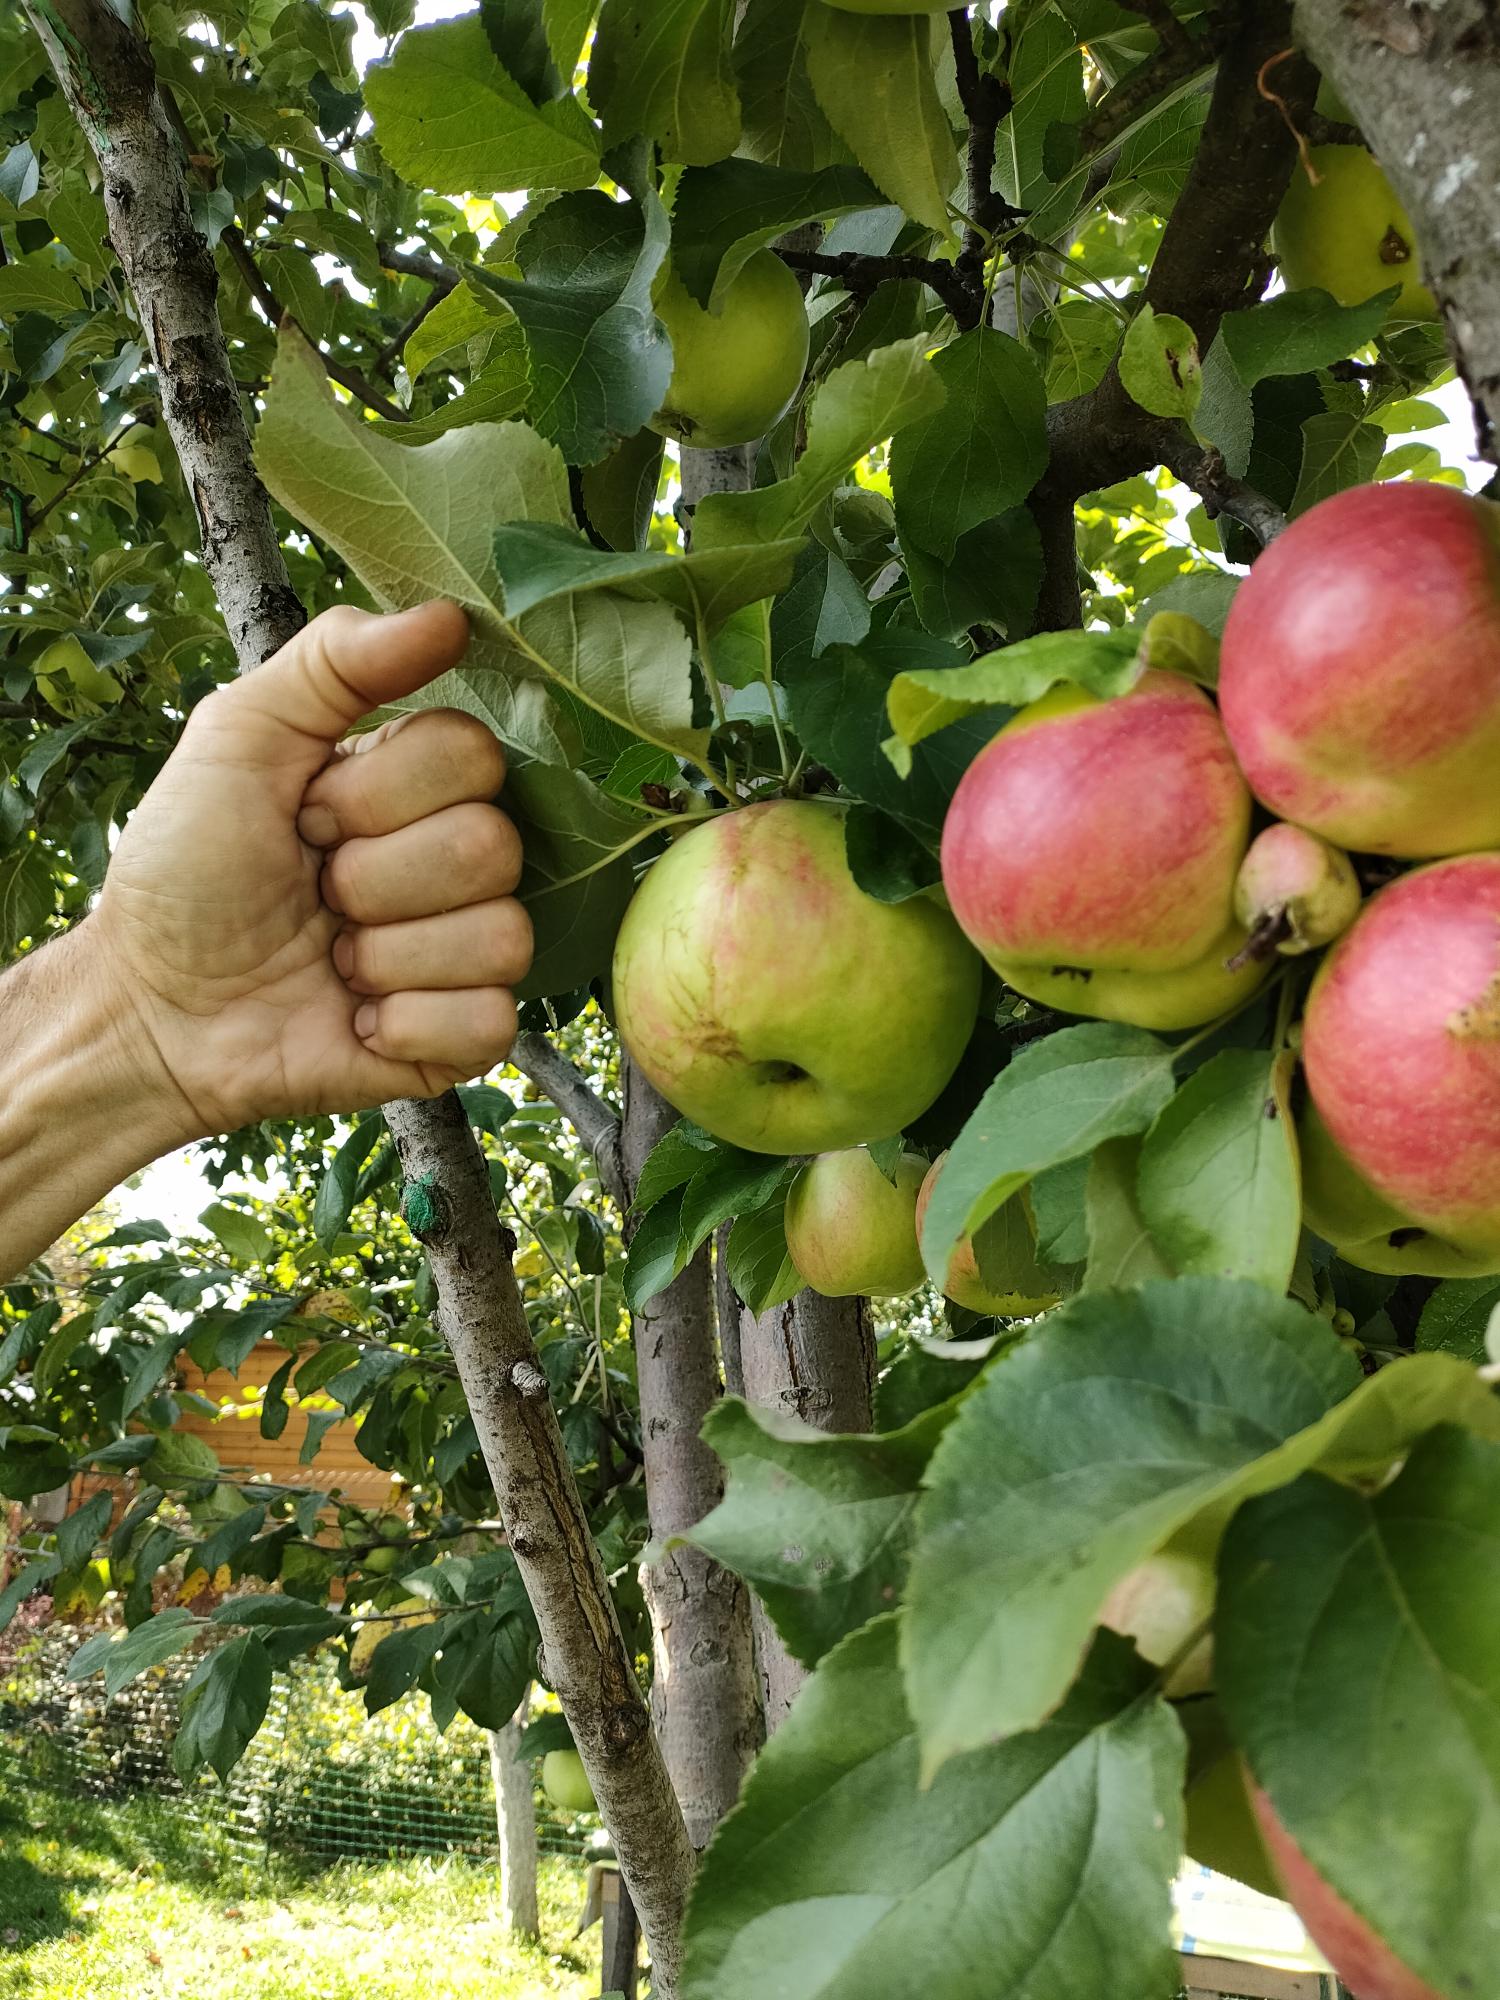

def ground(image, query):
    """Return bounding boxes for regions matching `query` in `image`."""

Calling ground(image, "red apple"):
[1303,853,1500,1267]
[1251,1786,1444,2000]
[939,671,1263,1029]
[1219,483,1500,858]
[914,1152,1061,1316]
[784,1148,928,1298]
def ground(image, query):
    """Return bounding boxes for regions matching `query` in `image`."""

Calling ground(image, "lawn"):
[0,1775,595,1999]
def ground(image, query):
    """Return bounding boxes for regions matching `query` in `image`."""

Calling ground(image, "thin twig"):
[220,228,408,423]
[511,1031,628,1213]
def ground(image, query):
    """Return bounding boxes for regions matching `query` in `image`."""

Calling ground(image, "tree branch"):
[29,2,698,1982]
[948,10,1013,264]
[1163,438,1287,547]
[776,246,980,331]
[1291,0,1500,463]
[377,241,463,292]
[511,1030,628,1213]
[1075,11,1221,153]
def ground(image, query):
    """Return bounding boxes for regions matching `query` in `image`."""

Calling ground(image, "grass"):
[0,1775,597,1999]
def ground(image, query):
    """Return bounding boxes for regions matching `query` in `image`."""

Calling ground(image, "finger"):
[353,986,519,1075]
[208,602,471,769]
[333,899,534,996]
[323,802,522,925]
[297,709,506,848]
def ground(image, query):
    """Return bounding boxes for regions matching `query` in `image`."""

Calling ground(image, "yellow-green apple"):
[650,249,810,451]
[1233,824,1360,956]
[939,672,1264,1029]
[612,801,981,1154]
[1250,1785,1444,2000]
[1185,1754,1283,1901]
[784,1148,927,1297]
[1099,1548,1215,1697]
[1303,855,1500,1270]
[1220,484,1500,858]
[541,1748,597,1814]
[1298,1099,1500,1278]
[1274,145,1435,322]
[915,1152,1061,1315]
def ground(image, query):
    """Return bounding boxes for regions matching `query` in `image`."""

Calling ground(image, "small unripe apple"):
[914,1152,1060,1316]
[1274,145,1435,323]
[1251,1785,1444,2000]
[650,249,810,451]
[542,1747,597,1814]
[939,672,1264,1030]
[1304,854,1500,1268]
[106,434,163,483]
[784,1148,927,1298]
[1099,1549,1215,1697]
[612,801,981,1155]
[1232,823,1361,956]
[1220,484,1500,859]
[1185,1754,1282,1901]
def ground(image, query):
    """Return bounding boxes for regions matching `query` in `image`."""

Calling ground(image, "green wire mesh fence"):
[0,1615,592,1872]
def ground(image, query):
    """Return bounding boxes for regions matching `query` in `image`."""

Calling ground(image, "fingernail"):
[298,804,339,848]
[321,867,344,916]
[332,933,356,981]
[354,1002,379,1041]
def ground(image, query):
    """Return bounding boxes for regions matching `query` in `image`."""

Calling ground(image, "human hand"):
[94,601,532,1141]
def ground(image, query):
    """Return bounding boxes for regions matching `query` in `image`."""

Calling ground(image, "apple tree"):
[3,1,1500,1997]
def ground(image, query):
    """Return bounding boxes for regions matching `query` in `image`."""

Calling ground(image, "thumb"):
[219,602,472,760]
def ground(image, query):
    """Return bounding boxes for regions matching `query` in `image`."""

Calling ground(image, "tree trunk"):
[736,1289,876,1729]
[621,1060,762,1848]
[489,1697,539,1941]
[29,8,698,1986]
[1291,0,1500,467]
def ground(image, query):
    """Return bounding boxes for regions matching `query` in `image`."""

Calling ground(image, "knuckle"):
[490,898,534,978]
[443,711,507,792]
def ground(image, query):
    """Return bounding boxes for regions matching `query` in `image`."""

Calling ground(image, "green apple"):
[35,634,123,712]
[1099,1548,1215,1697]
[785,1148,928,1298]
[541,1747,597,1814]
[650,249,810,451]
[915,1152,1062,1317]
[1274,144,1435,323]
[1186,1753,1283,1901]
[611,800,981,1155]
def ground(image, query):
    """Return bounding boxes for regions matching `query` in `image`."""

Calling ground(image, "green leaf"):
[475,188,674,465]
[1192,333,1254,476]
[0,1555,60,1632]
[0,847,54,955]
[314,1117,385,1247]
[403,279,517,383]
[506,762,646,998]
[904,507,1043,645]
[120,1329,188,1421]
[543,0,594,75]
[200,1201,273,1266]
[681,1617,1183,2000]
[889,329,1048,562]
[781,629,1005,848]
[148,1430,221,1485]
[884,627,1140,754]
[490,519,802,631]
[723,1195,800,1314]
[672,159,880,309]
[801,9,957,237]
[694,337,944,553]
[681,1397,956,1664]
[917,1023,1177,1290]
[907,1292,1500,1769]
[68,1608,203,1698]
[624,1189,689,1313]
[1082,1135,1173,1291]
[365,1614,448,1714]
[579,427,664,552]
[173,1633,274,1781]
[55,1490,113,1571]
[591,0,739,166]
[448,1608,536,1728]
[256,329,705,766]
[994,4,1087,213]
[1137,1050,1301,1290]
[632,1118,719,1214]
[1288,410,1385,518]
[843,805,940,904]
[1220,286,1399,387]
[364,16,599,195]
[1218,1428,1500,2000]
[1416,1278,1500,1362]
[1119,304,1201,420]
[679,1150,793,1264]
[733,0,843,172]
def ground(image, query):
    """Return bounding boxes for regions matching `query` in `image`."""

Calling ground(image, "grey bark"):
[621,1059,762,1849]
[736,1289,876,1729]
[31,7,698,1985]
[1291,0,1500,464]
[488,1697,539,1940]
[384,1096,695,1987]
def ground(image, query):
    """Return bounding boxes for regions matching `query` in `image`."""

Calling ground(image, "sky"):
[115,2,1486,1237]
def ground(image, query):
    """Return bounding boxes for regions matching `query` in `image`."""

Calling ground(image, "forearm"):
[0,925,199,1282]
